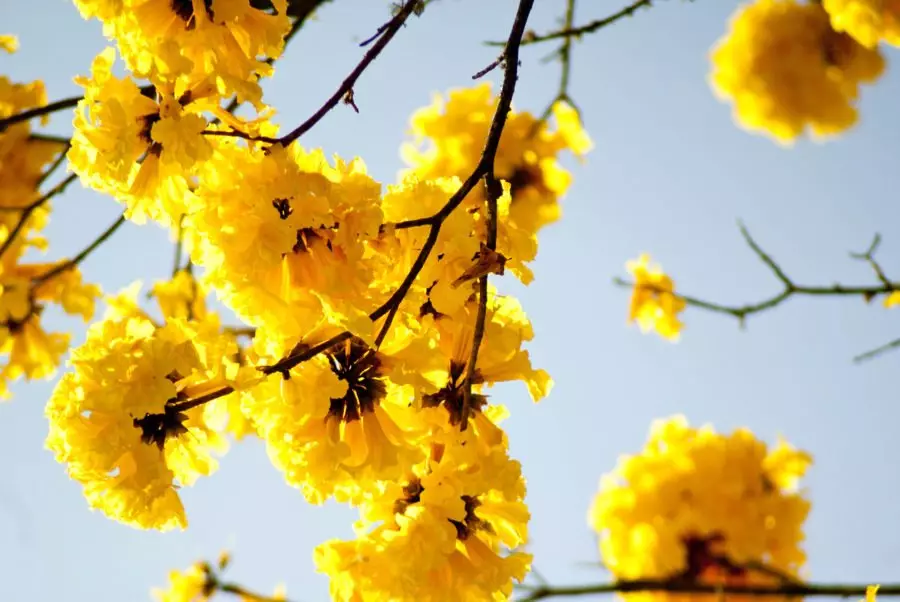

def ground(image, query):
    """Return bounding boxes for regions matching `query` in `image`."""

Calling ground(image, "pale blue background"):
[1,0,899,599]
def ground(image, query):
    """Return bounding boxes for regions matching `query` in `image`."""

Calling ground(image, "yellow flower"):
[0,67,64,237]
[589,416,811,602]
[866,585,880,602]
[72,0,290,106]
[0,35,18,53]
[44,294,238,529]
[188,140,382,336]
[242,328,427,504]
[883,291,900,307]
[0,245,100,399]
[625,254,685,341]
[152,562,211,602]
[710,0,884,143]
[315,438,531,601]
[68,48,218,227]
[400,83,591,282]
[823,0,900,47]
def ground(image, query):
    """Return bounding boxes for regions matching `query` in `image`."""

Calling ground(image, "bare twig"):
[517,579,893,601]
[218,582,295,602]
[615,224,900,328]
[0,173,78,258]
[32,213,127,285]
[850,233,891,288]
[534,0,578,126]
[490,0,655,48]
[854,337,900,364]
[277,0,422,147]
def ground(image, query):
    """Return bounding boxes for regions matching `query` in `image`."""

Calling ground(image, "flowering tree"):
[1,0,898,600]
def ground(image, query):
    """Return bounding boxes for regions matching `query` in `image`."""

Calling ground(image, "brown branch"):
[276,0,422,147]
[32,212,127,285]
[854,336,900,363]
[494,0,655,48]
[218,582,296,602]
[264,0,534,375]
[371,0,534,351]
[169,385,236,413]
[534,0,579,126]
[0,173,78,259]
[615,223,900,328]
[0,96,82,132]
[517,579,892,601]
[461,176,503,430]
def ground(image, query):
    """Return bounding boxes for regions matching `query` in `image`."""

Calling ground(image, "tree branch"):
[32,212,127,285]
[615,224,900,327]
[0,96,81,132]
[534,0,578,125]
[0,173,78,259]
[497,0,656,48]
[517,579,893,601]
[264,0,534,375]
[277,0,422,147]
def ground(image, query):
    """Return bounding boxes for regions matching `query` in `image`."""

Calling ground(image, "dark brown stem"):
[615,223,900,328]
[489,0,654,48]
[32,213,127,285]
[0,96,81,132]
[0,173,78,259]
[277,0,421,147]
[518,579,892,601]
[169,385,235,413]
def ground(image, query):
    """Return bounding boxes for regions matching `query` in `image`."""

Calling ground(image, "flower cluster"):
[38,2,590,595]
[711,0,885,143]
[590,416,812,602]
[0,38,101,397]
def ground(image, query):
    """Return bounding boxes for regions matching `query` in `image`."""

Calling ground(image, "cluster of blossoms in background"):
[1,0,896,599]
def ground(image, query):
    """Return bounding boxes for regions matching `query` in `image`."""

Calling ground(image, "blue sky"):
[2,0,899,600]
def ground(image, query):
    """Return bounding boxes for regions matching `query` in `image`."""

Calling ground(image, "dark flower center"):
[139,113,161,145]
[326,337,386,423]
[393,480,491,541]
[506,165,545,199]
[171,0,215,28]
[272,198,293,220]
[422,360,486,426]
[392,477,424,515]
[133,404,189,450]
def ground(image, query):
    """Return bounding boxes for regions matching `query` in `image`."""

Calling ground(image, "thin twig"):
[0,173,78,259]
[615,225,900,327]
[489,0,655,47]
[517,579,893,601]
[32,213,127,285]
[534,0,578,126]
[850,233,891,288]
[28,133,71,145]
[853,337,900,364]
[277,0,421,147]
[0,95,82,132]
[35,139,72,188]
[218,582,295,602]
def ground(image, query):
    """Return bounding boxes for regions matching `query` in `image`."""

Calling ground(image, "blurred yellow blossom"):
[710,0,884,143]
[626,254,685,341]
